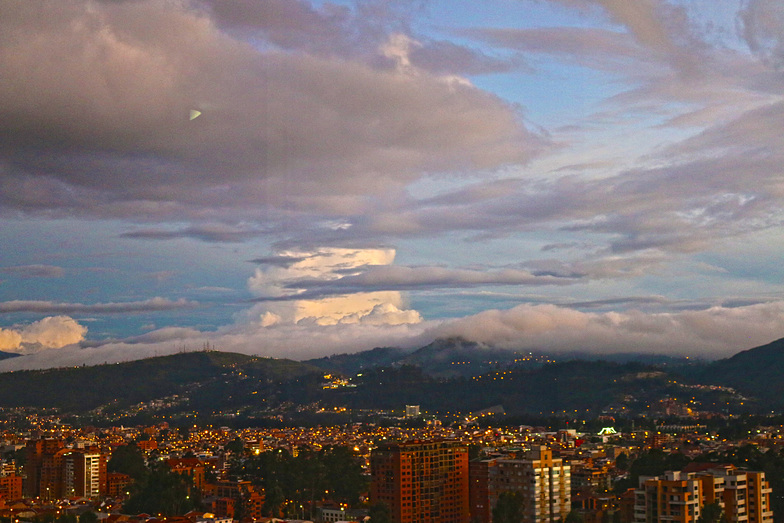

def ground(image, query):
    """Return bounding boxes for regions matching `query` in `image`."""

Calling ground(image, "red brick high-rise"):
[24,439,65,498]
[370,440,469,523]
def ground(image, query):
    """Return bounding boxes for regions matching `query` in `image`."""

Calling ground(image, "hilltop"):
[0,336,782,424]
[0,351,317,414]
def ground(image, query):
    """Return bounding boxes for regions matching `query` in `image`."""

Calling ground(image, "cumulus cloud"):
[247,247,422,326]
[0,328,22,352]
[0,316,87,354]
[0,320,430,370]
[426,301,784,357]
[0,297,198,314]
[3,300,784,370]
[349,303,424,326]
[248,247,396,298]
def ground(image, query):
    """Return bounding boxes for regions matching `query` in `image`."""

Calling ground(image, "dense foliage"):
[492,491,526,523]
[0,336,783,421]
[123,463,201,516]
[107,443,147,481]
[0,351,316,414]
[231,446,367,519]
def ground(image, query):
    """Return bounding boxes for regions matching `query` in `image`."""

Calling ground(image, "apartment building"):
[63,451,105,499]
[370,439,470,523]
[634,466,773,523]
[486,446,571,523]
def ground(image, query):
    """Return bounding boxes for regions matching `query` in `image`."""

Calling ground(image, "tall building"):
[24,440,107,500]
[723,469,773,523]
[41,448,71,499]
[0,474,23,502]
[635,470,702,523]
[485,446,571,523]
[23,439,65,498]
[634,467,773,523]
[469,459,495,523]
[63,450,106,499]
[370,439,469,523]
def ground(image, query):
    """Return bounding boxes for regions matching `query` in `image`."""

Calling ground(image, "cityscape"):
[0,337,782,523]
[0,393,781,523]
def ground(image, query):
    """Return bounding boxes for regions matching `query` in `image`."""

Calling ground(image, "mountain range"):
[0,336,781,424]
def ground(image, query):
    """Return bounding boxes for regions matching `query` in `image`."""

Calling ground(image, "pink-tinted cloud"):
[0,0,544,222]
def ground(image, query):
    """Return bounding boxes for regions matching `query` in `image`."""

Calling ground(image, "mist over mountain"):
[0,336,780,424]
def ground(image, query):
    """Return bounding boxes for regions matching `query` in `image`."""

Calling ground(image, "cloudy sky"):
[2,0,784,369]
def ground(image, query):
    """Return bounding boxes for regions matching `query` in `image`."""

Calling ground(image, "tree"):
[262,481,284,517]
[321,446,367,504]
[225,437,244,454]
[698,502,725,523]
[79,513,98,523]
[368,502,392,523]
[108,443,148,481]
[493,492,525,523]
[615,452,629,471]
[123,464,200,516]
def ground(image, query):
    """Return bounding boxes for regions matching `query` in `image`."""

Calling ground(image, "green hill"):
[306,337,544,378]
[2,336,784,423]
[0,351,316,413]
[699,337,784,410]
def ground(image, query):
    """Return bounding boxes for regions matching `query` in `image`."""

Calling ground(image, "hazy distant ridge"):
[0,336,782,419]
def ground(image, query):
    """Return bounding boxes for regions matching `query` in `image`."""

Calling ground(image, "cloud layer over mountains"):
[3,0,784,369]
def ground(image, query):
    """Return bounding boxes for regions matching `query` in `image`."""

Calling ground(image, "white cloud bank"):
[1,301,784,371]
[0,316,87,354]
[2,246,784,370]
[427,302,784,356]
[246,247,422,326]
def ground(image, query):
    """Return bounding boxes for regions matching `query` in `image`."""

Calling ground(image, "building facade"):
[370,440,469,523]
[469,459,495,523]
[23,440,107,500]
[634,466,773,523]
[63,451,105,499]
[486,447,571,523]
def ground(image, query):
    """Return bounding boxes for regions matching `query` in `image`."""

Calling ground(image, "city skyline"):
[2,0,784,369]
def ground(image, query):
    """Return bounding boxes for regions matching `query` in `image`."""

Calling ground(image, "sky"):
[2,0,784,370]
